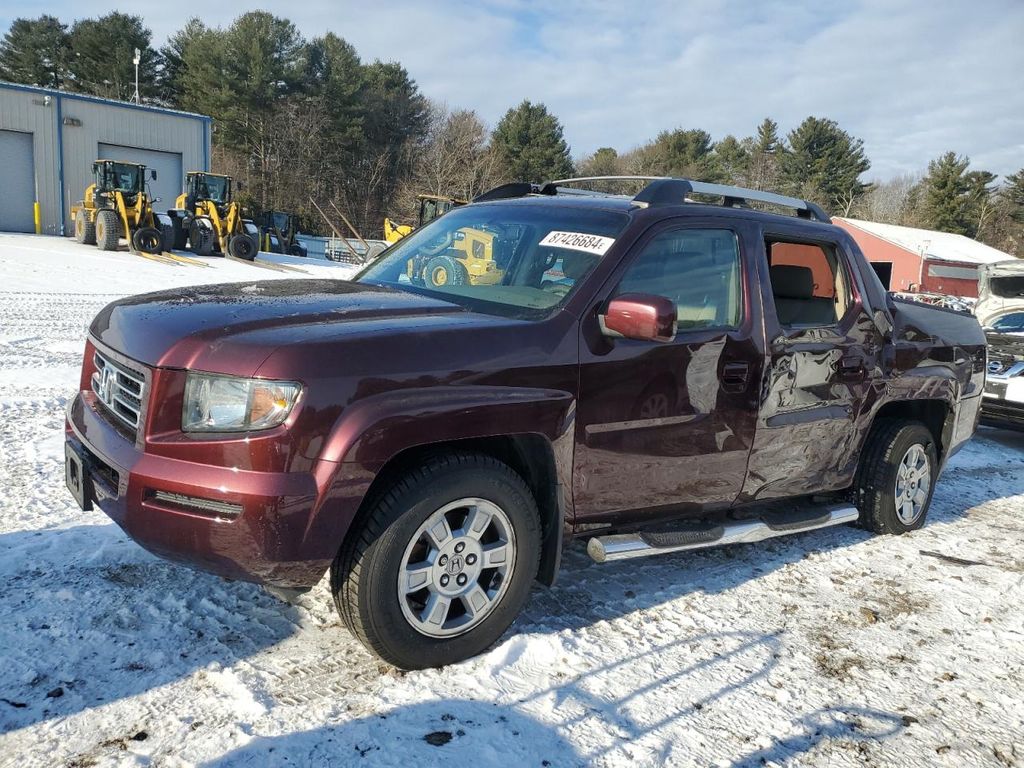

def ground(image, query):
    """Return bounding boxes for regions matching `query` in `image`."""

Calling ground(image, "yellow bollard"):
[33,202,41,234]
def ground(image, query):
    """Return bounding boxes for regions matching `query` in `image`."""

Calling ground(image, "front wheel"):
[855,419,937,534]
[331,453,541,669]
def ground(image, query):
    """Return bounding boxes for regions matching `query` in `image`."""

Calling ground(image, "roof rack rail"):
[473,175,831,223]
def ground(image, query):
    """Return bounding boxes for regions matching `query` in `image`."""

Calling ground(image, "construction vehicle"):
[256,211,307,258]
[405,224,503,288]
[384,194,466,244]
[167,172,259,260]
[71,160,166,254]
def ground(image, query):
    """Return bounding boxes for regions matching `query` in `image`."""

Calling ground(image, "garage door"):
[97,143,183,208]
[0,130,36,233]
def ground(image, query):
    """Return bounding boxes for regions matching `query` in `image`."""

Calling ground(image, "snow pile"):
[1,234,1022,767]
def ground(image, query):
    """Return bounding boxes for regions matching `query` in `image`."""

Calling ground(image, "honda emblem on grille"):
[100,366,115,404]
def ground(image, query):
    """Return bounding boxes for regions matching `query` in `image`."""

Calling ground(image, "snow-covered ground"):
[1,233,1022,767]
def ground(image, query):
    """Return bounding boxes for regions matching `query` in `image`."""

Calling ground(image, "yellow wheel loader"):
[168,172,259,260]
[71,160,166,254]
[405,225,503,288]
[384,194,465,244]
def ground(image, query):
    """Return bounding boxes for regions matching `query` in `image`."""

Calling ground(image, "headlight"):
[183,373,301,432]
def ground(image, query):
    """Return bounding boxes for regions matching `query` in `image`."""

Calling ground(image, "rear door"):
[573,217,766,525]
[741,223,884,501]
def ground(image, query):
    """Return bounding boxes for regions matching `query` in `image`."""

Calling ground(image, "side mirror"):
[150,170,158,180]
[599,293,677,343]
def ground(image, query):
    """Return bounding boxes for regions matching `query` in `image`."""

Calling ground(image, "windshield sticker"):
[539,231,616,256]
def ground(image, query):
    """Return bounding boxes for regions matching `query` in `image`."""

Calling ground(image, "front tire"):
[332,453,541,669]
[94,210,119,251]
[855,419,937,534]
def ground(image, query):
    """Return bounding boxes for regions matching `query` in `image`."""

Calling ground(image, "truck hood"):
[90,279,468,374]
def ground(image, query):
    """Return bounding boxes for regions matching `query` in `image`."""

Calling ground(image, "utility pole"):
[132,48,141,104]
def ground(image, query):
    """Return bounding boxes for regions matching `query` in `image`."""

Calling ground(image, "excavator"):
[383,194,465,244]
[71,160,165,255]
[168,172,260,260]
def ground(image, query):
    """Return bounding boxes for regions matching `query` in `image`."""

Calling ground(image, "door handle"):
[838,355,866,380]
[722,361,749,392]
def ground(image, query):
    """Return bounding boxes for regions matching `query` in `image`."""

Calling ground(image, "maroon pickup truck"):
[65,177,986,668]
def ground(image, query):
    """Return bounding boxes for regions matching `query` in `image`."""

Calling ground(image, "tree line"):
[1,11,1021,254]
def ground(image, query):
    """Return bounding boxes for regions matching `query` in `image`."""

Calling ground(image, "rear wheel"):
[425,255,466,288]
[74,209,96,245]
[331,453,541,669]
[855,419,937,534]
[94,210,119,251]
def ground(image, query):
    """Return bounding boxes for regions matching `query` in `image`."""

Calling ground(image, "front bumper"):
[981,361,1024,431]
[66,390,333,587]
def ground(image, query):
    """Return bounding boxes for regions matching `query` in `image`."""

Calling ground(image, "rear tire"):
[75,209,96,245]
[425,254,467,288]
[94,210,119,251]
[331,453,541,669]
[854,419,937,534]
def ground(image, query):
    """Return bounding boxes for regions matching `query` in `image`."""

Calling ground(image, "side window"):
[615,228,742,331]
[767,240,852,327]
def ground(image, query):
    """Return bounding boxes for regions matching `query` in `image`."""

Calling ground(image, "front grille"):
[91,350,147,431]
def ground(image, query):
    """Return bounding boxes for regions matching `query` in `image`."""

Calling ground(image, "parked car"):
[977,260,1024,430]
[65,177,986,669]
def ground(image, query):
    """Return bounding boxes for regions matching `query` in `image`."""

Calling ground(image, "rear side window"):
[616,228,742,330]
[767,240,852,327]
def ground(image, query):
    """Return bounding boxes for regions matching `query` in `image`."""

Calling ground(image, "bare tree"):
[391,101,499,224]
[853,173,920,224]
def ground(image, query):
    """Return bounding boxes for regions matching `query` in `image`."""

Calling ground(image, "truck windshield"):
[356,204,629,319]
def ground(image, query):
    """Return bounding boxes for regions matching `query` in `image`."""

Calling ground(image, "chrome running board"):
[586,504,860,564]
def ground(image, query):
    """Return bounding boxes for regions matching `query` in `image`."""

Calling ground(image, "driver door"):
[573,219,764,525]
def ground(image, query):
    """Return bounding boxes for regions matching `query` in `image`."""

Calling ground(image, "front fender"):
[298,386,577,567]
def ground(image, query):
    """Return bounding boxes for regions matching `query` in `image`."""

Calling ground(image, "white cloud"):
[6,0,1022,179]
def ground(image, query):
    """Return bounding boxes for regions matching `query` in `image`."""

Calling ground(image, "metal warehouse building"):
[833,217,1012,298]
[0,82,211,236]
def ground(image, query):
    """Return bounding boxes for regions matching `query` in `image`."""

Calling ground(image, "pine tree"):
[67,13,159,101]
[1003,169,1024,225]
[918,152,973,235]
[780,117,870,213]
[713,135,750,186]
[0,15,69,88]
[491,100,574,182]
[643,128,720,181]
[748,117,782,190]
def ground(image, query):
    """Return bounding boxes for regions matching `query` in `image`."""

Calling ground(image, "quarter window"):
[616,228,742,330]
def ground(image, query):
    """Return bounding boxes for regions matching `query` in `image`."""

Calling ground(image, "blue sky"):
[3,0,1022,181]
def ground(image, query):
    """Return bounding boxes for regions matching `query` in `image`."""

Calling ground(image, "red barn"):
[832,217,1012,298]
